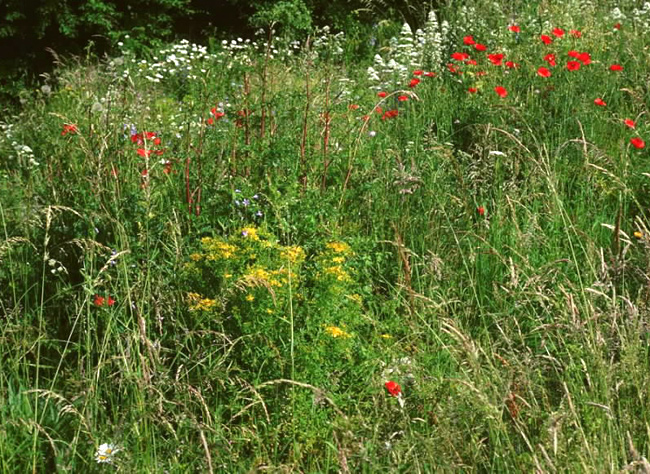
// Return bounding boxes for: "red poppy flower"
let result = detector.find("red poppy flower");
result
[537,67,551,78]
[397,95,408,102]
[488,53,504,66]
[409,78,420,88]
[614,23,621,30]
[540,35,553,45]
[452,52,469,62]
[94,295,105,307]
[594,98,606,107]
[349,104,359,110]
[382,109,399,120]
[570,29,582,38]
[107,297,116,307]
[475,71,487,77]
[153,137,161,146]
[210,107,224,119]
[413,70,423,76]
[624,119,636,129]
[141,168,149,177]
[477,206,485,216]
[552,27,564,37]
[375,106,383,114]
[447,63,460,74]
[508,25,520,33]
[463,35,475,45]
[385,381,401,397]
[61,124,78,136]
[544,54,556,66]
[144,131,156,140]
[577,52,591,65]
[466,59,477,66]
[631,137,646,149]
[609,64,623,71]
[377,91,387,98]
[494,86,508,98]
[567,50,580,58]
[474,43,487,51]
[468,87,478,94]
[505,61,518,69]
[566,61,581,71]
[206,117,214,125]
[424,71,436,77]
[137,148,152,157]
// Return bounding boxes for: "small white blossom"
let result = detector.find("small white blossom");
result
[95,443,119,464]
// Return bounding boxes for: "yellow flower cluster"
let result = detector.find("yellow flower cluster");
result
[324,264,351,282]
[281,245,306,264]
[327,241,352,254]
[201,237,238,260]
[324,325,352,338]
[318,241,354,283]
[347,293,363,304]
[240,226,260,241]
[243,267,288,287]
[187,292,217,311]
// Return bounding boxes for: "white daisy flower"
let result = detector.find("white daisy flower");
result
[95,443,119,464]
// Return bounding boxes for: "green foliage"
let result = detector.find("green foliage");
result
[251,0,313,36]
[3,0,650,471]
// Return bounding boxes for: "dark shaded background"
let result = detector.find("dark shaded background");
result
[0,0,436,110]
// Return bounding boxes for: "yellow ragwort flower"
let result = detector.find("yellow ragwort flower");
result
[325,325,352,338]
[201,237,238,259]
[281,245,306,264]
[187,292,217,311]
[325,265,351,282]
[326,241,352,254]
[240,226,260,241]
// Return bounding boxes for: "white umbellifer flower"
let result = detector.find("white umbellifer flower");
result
[95,443,119,463]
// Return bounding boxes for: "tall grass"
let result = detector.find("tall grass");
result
[1,1,650,471]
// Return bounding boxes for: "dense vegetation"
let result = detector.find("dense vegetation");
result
[2,0,650,471]
[0,0,400,106]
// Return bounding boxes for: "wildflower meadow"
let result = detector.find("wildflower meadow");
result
[1,0,650,471]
